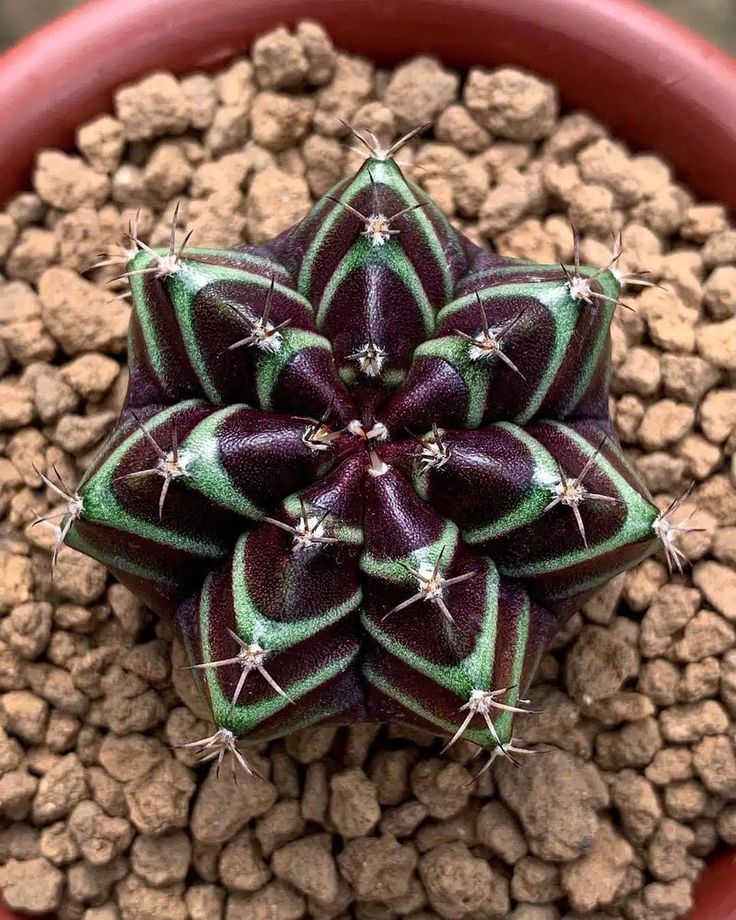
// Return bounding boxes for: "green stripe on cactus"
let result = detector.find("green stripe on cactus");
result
[224,691,355,743]
[179,406,263,520]
[461,423,561,543]
[362,560,499,697]
[489,593,530,741]
[358,519,460,582]
[79,401,226,557]
[558,271,619,415]
[498,422,659,578]
[339,365,406,387]
[364,663,505,750]
[255,328,335,410]
[231,533,362,646]
[542,541,656,601]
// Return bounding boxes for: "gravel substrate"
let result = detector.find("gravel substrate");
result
[0,21,735,920]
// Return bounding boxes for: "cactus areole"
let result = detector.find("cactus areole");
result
[46,127,689,776]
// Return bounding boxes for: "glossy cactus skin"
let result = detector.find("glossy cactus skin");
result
[58,147,665,767]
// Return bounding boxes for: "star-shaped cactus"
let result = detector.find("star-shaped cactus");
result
[45,126,695,776]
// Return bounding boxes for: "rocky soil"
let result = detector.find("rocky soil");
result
[0,21,735,920]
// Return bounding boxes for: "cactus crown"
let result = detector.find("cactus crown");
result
[45,127,692,775]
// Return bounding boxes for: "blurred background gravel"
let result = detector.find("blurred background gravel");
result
[0,0,735,54]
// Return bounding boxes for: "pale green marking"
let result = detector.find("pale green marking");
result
[315,238,434,336]
[498,421,659,578]
[358,520,459,582]
[491,594,530,741]
[255,328,333,410]
[560,270,619,414]
[414,336,487,427]
[364,663,506,750]
[299,158,456,304]
[178,247,291,273]
[282,494,363,546]
[221,686,354,741]
[65,528,178,586]
[461,423,561,543]
[129,261,167,385]
[339,365,406,388]
[179,405,262,520]
[200,566,361,733]
[230,532,362,649]
[79,401,225,557]
[361,560,500,697]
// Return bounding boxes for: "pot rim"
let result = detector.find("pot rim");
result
[0,0,734,208]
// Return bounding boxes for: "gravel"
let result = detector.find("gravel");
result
[0,19,734,920]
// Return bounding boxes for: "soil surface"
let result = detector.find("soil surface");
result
[1,21,735,920]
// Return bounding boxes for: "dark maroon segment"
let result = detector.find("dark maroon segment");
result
[437,293,557,424]
[392,426,538,536]
[268,186,353,286]
[125,283,202,407]
[565,338,612,422]
[460,246,531,280]
[362,550,492,666]
[241,524,361,625]
[382,356,470,433]
[176,587,365,741]
[187,277,316,406]
[492,581,549,689]
[301,451,366,527]
[270,346,356,426]
[553,417,651,498]
[125,313,172,409]
[242,453,365,624]
[365,586,559,731]
[216,408,337,513]
[362,464,445,560]
[274,159,469,312]
[323,262,429,382]
[536,299,613,421]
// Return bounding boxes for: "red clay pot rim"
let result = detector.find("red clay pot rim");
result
[0,1,735,919]
[0,0,735,210]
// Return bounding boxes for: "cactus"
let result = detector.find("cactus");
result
[40,126,696,776]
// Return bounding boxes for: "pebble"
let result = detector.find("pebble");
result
[329,767,381,838]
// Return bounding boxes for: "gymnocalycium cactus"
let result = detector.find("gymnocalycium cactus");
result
[39,124,697,777]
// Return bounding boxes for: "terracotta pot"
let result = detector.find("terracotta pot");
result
[1,0,736,210]
[0,1,735,918]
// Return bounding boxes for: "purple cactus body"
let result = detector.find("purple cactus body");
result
[57,145,665,767]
